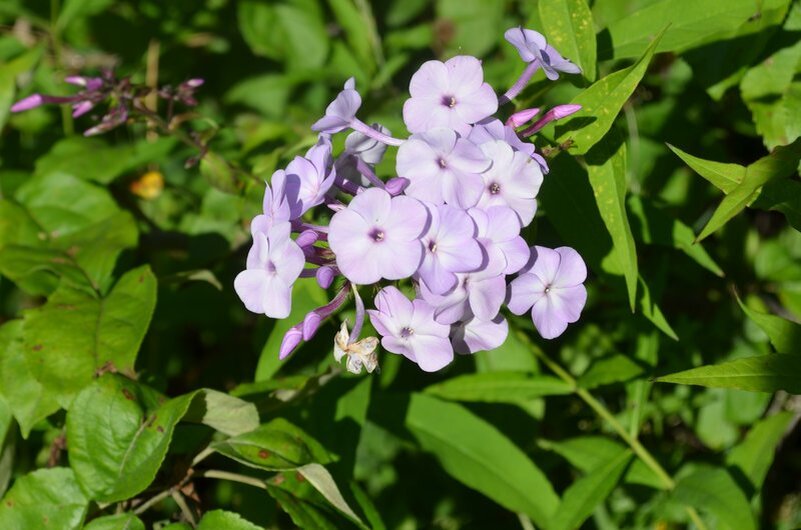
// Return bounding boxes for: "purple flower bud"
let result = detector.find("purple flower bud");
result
[185,78,205,88]
[506,108,540,127]
[64,76,104,91]
[303,312,322,340]
[521,104,582,136]
[71,100,96,118]
[279,325,303,359]
[295,230,318,248]
[10,94,45,112]
[316,266,335,289]
[385,177,410,196]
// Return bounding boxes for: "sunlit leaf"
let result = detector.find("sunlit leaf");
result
[656,354,801,393]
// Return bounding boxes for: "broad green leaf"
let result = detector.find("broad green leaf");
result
[555,28,665,154]
[726,411,794,492]
[196,510,261,530]
[586,133,638,308]
[667,143,745,193]
[296,463,365,527]
[548,451,632,530]
[538,0,597,81]
[34,137,133,184]
[327,0,380,72]
[58,0,115,28]
[599,0,762,60]
[256,280,328,381]
[698,138,801,241]
[200,151,241,194]
[673,466,756,530]
[628,195,724,276]
[213,423,316,471]
[83,513,145,530]
[578,354,645,389]
[22,265,157,407]
[275,1,330,71]
[737,296,801,354]
[0,46,43,131]
[656,354,801,393]
[0,467,88,530]
[542,436,664,490]
[425,372,572,402]
[0,320,58,437]
[405,393,559,526]
[266,483,339,530]
[435,0,504,57]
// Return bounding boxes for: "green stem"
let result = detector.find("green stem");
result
[49,0,73,136]
[196,469,268,490]
[516,330,709,530]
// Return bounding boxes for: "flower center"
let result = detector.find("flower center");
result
[437,157,448,168]
[400,327,415,338]
[369,227,385,242]
[441,95,457,108]
[544,285,551,294]
[489,182,501,195]
[428,239,438,253]
[266,261,277,274]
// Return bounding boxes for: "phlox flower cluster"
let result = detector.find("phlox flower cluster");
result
[235,27,588,373]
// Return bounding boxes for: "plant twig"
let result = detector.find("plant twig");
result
[171,490,197,526]
[195,469,268,490]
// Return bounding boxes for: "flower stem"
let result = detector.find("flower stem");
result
[350,118,404,146]
[499,62,541,106]
[514,329,709,530]
[196,469,268,490]
[355,157,385,189]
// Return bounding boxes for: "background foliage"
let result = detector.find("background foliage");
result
[0,0,800,528]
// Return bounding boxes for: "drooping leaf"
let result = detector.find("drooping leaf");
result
[266,483,339,530]
[295,463,365,527]
[548,451,632,530]
[82,513,145,530]
[656,354,801,393]
[673,466,756,530]
[586,132,638,308]
[737,296,801,354]
[726,411,794,493]
[667,143,745,193]
[0,467,88,530]
[538,0,597,81]
[555,27,665,154]
[22,265,157,408]
[424,372,573,402]
[405,393,559,526]
[196,510,262,530]
[637,275,678,340]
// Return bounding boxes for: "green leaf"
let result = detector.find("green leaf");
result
[296,463,365,527]
[698,138,801,241]
[196,510,261,530]
[555,27,665,154]
[327,0,380,73]
[405,393,559,526]
[656,354,801,393]
[538,0,597,81]
[213,423,316,471]
[435,0,504,57]
[34,137,133,184]
[22,265,157,407]
[200,151,240,194]
[667,143,745,193]
[0,467,88,530]
[599,0,763,60]
[578,354,645,389]
[0,397,13,498]
[58,0,115,28]
[638,275,678,340]
[82,513,145,530]
[0,46,43,131]
[266,483,339,530]
[673,466,756,530]
[628,195,724,276]
[752,178,801,232]
[183,389,260,437]
[737,296,801,354]
[424,372,572,402]
[548,451,632,530]
[586,133,638,309]
[726,411,793,492]
[0,320,59,437]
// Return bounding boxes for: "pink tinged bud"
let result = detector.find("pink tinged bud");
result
[295,230,318,248]
[71,101,95,118]
[279,326,303,359]
[521,104,582,136]
[316,266,335,289]
[506,108,540,127]
[11,94,44,112]
[186,78,204,88]
[384,177,410,196]
[302,312,321,340]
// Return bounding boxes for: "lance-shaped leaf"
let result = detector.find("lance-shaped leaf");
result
[0,467,88,530]
[737,296,801,354]
[22,265,157,408]
[405,393,559,526]
[554,27,665,154]
[673,466,756,530]
[656,354,801,393]
[669,138,801,241]
[66,374,259,502]
[538,0,597,81]
[424,372,572,402]
[726,411,794,494]
[586,132,638,309]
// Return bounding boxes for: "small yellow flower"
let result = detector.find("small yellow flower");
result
[130,170,164,199]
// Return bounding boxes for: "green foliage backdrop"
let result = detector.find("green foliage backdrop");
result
[0,0,800,528]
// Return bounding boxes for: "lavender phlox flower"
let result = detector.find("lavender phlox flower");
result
[468,118,549,174]
[476,140,543,225]
[507,108,540,128]
[316,266,335,289]
[312,78,362,134]
[334,321,379,374]
[11,93,83,113]
[403,55,498,136]
[278,283,352,360]
[328,187,429,284]
[396,127,489,208]
[451,312,509,354]
[295,229,319,248]
[468,205,530,275]
[250,171,291,233]
[504,27,581,81]
[279,325,303,360]
[337,123,391,187]
[283,136,336,218]
[384,177,409,196]
[417,203,484,295]
[507,246,588,339]
[84,104,128,136]
[234,222,305,319]
[419,258,507,325]
[64,75,104,91]
[520,104,582,137]
[367,286,453,372]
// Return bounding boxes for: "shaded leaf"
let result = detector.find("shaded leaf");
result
[266,483,339,530]
[673,466,756,530]
[737,296,801,353]
[656,354,801,393]
[296,463,365,527]
[83,513,145,530]
[727,411,794,493]
[0,467,88,530]
[196,510,261,530]
[578,354,645,389]
[425,372,572,402]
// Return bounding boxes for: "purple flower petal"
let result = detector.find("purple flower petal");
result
[451,314,508,354]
